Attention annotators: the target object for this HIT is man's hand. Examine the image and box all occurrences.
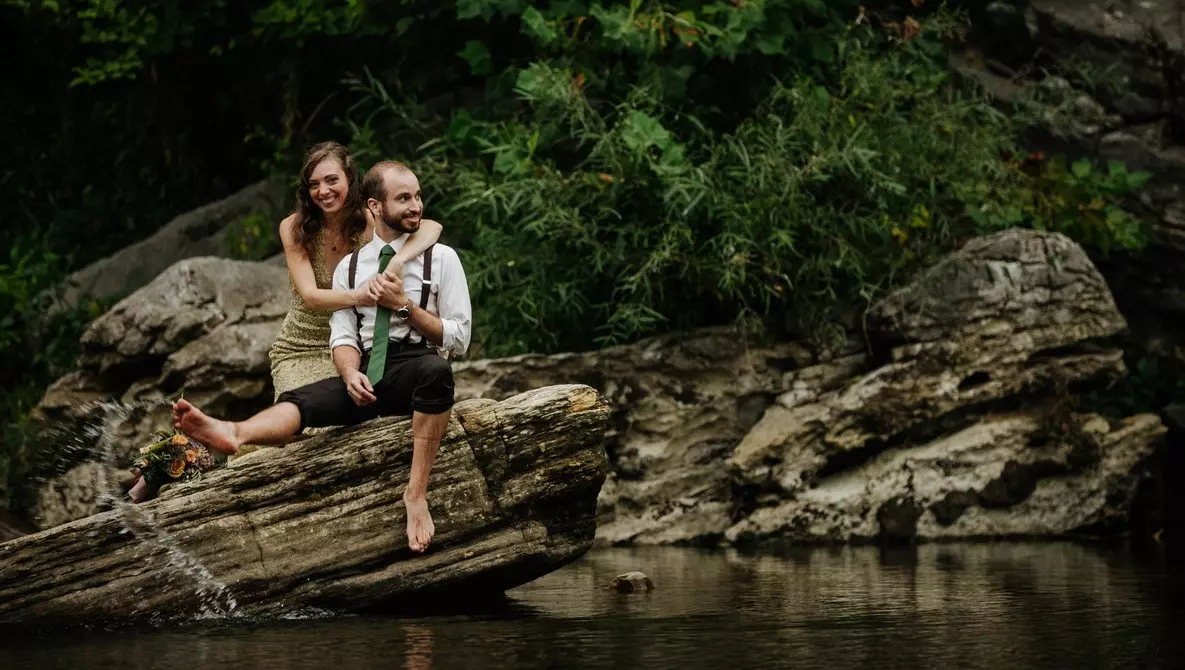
[343,369,376,406]
[368,273,410,311]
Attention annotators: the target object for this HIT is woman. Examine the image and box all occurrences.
[267,141,442,398]
[128,142,441,501]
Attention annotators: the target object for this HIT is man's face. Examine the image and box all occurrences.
[374,170,423,234]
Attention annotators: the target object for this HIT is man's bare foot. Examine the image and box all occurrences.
[128,476,150,503]
[172,399,241,455]
[404,495,435,553]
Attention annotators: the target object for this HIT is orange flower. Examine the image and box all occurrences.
[171,434,189,447]
[169,458,186,478]
[184,449,199,463]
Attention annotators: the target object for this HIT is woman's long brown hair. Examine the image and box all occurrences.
[291,141,366,253]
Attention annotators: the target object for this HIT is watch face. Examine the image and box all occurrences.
[395,307,411,319]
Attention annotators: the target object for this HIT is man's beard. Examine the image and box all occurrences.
[382,208,421,234]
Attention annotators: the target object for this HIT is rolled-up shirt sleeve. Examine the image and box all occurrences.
[437,246,472,358]
[329,256,361,353]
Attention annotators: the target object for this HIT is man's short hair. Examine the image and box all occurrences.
[361,160,413,201]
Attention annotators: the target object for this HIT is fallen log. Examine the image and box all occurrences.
[0,384,610,623]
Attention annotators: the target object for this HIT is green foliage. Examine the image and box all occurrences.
[223,211,282,261]
[344,8,1147,356]
[1023,157,1150,254]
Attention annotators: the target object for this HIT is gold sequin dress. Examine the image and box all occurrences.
[267,229,352,398]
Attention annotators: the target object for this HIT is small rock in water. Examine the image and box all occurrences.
[608,571,654,593]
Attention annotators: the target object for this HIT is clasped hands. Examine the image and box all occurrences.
[352,266,411,310]
[368,269,411,312]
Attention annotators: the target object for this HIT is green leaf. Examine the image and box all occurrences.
[521,6,557,44]
[808,35,834,63]
[447,110,476,143]
[1127,171,1152,189]
[456,0,487,20]
[811,85,830,112]
[1071,158,1093,178]
[457,40,492,75]
[550,0,587,17]
[621,111,672,153]
[755,34,784,55]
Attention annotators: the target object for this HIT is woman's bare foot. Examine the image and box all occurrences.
[128,476,150,503]
[172,399,241,455]
[404,495,435,553]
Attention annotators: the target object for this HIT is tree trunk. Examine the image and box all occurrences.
[0,384,610,623]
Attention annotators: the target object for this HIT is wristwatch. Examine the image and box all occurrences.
[394,298,411,321]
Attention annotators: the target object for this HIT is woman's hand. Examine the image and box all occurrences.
[352,284,378,307]
[368,273,407,309]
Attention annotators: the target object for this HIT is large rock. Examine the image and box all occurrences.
[52,180,285,311]
[32,257,290,528]
[961,0,1185,369]
[457,230,1164,545]
[454,327,831,545]
[0,384,609,622]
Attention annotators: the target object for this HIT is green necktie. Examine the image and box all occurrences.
[366,244,396,385]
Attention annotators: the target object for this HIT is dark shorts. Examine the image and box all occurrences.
[276,343,455,431]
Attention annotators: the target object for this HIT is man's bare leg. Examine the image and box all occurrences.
[405,409,449,552]
[173,399,302,455]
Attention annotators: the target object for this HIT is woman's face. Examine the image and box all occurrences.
[308,158,349,216]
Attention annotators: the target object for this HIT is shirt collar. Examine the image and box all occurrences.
[368,229,410,255]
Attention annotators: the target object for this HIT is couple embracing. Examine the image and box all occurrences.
[134,142,472,555]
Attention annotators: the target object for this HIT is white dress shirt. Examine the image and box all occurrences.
[329,232,472,359]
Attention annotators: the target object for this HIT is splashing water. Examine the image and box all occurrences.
[40,397,240,620]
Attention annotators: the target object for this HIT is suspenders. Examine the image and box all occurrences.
[348,243,436,352]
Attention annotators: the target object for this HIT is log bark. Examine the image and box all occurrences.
[0,384,610,623]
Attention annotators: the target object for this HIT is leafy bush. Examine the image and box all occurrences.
[344,7,1148,356]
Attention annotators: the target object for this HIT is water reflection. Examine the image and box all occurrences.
[0,544,1179,669]
[404,624,433,670]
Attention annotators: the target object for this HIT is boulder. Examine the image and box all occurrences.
[32,257,290,528]
[0,384,610,623]
[51,180,285,311]
[958,0,1185,370]
[452,328,834,546]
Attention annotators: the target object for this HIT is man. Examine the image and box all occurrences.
[172,161,472,554]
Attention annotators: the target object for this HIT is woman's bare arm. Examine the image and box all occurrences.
[384,219,444,278]
[279,215,373,311]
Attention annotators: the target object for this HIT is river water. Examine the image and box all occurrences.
[1,543,1180,668]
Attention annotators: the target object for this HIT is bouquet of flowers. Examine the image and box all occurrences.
[133,431,216,488]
